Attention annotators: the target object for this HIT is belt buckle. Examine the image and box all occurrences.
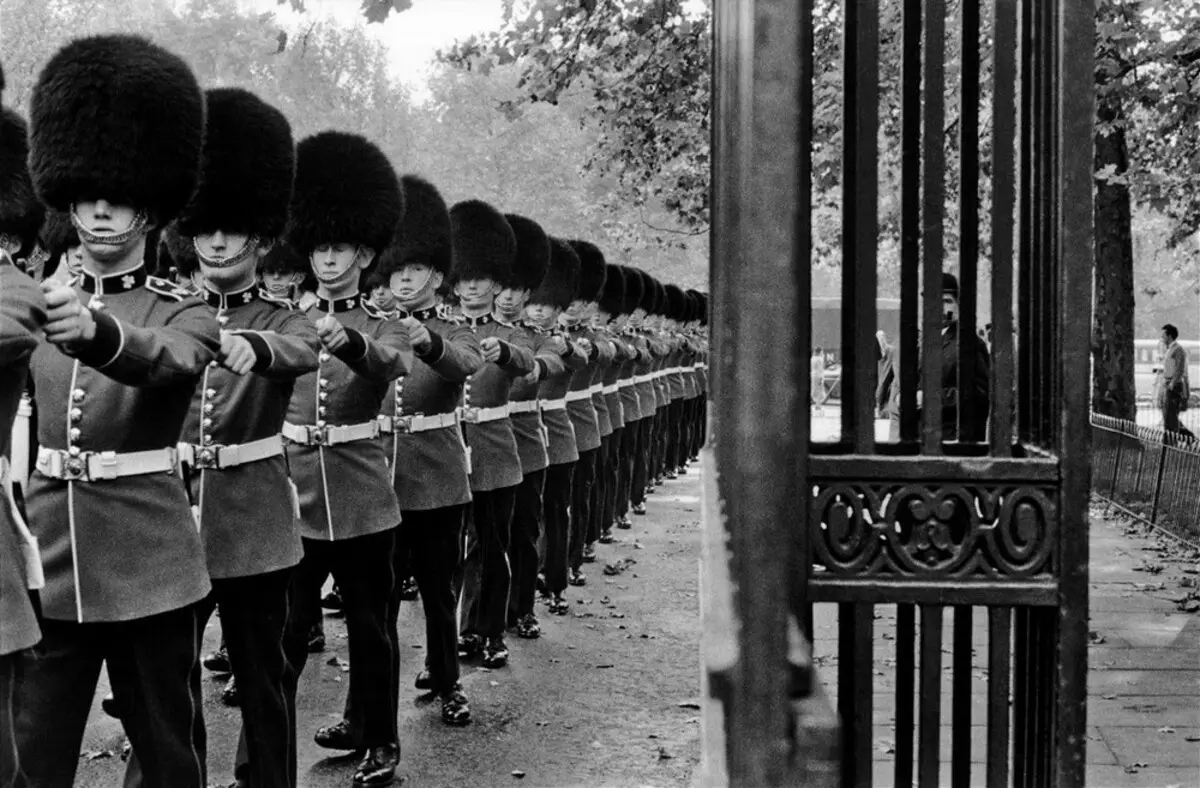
[461,406,480,424]
[394,416,413,434]
[194,446,221,470]
[308,425,328,446]
[62,453,88,481]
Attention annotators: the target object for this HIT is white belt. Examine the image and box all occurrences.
[509,400,541,415]
[177,435,283,470]
[394,412,461,433]
[589,383,604,395]
[377,415,395,434]
[282,421,380,446]
[540,398,567,412]
[694,363,707,370]
[36,446,180,482]
[565,390,593,403]
[459,405,510,424]
[1,457,43,591]
[634,374,654,384]
[602,384,620,395]
[618,380,635,389]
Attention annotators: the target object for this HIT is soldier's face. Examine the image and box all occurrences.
[455,277,498,310]
[524,302,559,328]
[390,264,443,308]
[311,243,370,290]
[627,308,646,328]
[195,230,258,288]
[595,309,612,327]
[73,199,145,263]
[495,287,529,319]
[261,270,303,295]
[371,286,395,308]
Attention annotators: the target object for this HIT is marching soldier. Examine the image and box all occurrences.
[629,272,665,516]
[0,96,45,279]
[14,35,219,787]
[449,200,536,670]
[613,266,646,531]
[662,285,689,480]
[258,243,309,308]
[283,130,411,786]
[175,87,318,788]
[594,265,637,545]
[562,241,614,585]
[365,269,400,319]
[496,214,576,640]
[529,239,585,615]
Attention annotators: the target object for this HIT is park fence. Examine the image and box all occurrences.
[1091,413,1200,547]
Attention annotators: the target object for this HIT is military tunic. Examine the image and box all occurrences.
[1,255,45,655]
[286,294,412,540]
[386,305,482,511]
[26,266,220,623]
[180,285,319,578]
[617,337,643,424]
[537,328,585,466]
[509,326,570,476]
[564,324,609,453]
[461,314,535,493]
[590,333,617,439]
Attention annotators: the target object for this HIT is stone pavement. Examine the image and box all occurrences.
[807,495,1200,786]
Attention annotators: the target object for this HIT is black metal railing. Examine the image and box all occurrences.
[1091,413,1200,547]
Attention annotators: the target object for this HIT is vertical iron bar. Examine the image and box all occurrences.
[951,605,974,786]
[1150,443,1168,523]
[899,0,923,444]
[841,0,880,452]
[921,0,947,454]
[986,607,1012,788]
[917,605,943,787]
[838,603,875,787]
[990,0,1018,456]
[1016,0,1034,444]
[1012,608,1030,787]
[957,0,981,444]
[895,603,917,788]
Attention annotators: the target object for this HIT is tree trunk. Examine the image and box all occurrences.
[1092,93,1138,421]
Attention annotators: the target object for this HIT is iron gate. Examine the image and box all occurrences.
[703,0,1096,785]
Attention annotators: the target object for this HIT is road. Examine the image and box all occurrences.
[70,472,703,788]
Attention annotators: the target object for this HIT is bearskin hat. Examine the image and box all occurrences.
[178,88,294,241]
[288,131,402,255]
[448,199,515,284]
[619,266,644,314]
[160,222,199,276]
[0,108,45,256]
[664,283,688,322]
[379,175,452,280]
[259,240,307,276]
[530,237,581,309]
[597,264,625,316]
[640,273,664,315]
[503,213,550,292]
[39,210,78,261]
[688,289,708,325]
[29,35,204,223]
[567,239,607,304]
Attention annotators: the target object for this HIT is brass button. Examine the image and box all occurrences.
[205,388,217,398]
[318,406,327,417]
[202,417,213,429]
[319,392,328,402]
[319,351,331,363]
[203,434,213,445]
[316,420,327,428]
[203,403,214,414]
[72,388,85,402]
[69,428,81,441]
[70,408,82,423]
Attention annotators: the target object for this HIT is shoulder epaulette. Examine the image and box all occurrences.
[145,275,195,301]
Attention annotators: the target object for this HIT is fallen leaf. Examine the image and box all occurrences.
[648,734,659,739]
[511,770,526,779]
[1158,726,1176,733]
[1102,694,1118,700]
[1088,631,1106,645]
[1185,735,1200,742]
[326,655,344,667]
[489,681,500,687]
[657,746,673,760]
[677,700,701,710]
[596,664,615,669]
[82,750,112,761]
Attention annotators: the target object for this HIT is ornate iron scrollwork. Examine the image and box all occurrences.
[811,481,1056,578]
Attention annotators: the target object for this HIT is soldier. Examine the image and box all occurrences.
[529,239,585,614]
[450,200,536,670]
[283,130,411,786]
[661,285,689,480]
[160,223,205,297]
[676,291,702,472]
[0,60,48,788]
[14,35,218,786]
[258,242,309,308]
[365,269,399,319]
[174,87,318,788]
[497,214,576,640]
[613,266,646,531]
[629,272,665,516]
[593,265,638,545]
[34,210,81,286]
[0,99,45,281]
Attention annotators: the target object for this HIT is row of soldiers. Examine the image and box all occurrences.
[0,34,707,788]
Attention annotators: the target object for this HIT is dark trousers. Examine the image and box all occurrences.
[588,437,610,544]
[616,422,637,517]
[630,418,650,506]
[670,400,687,469]
[287,531,397,748]
[11,606,206,788]
[569,449,598,571]
[541,462,575,594]
[508,470,546,622]
[601,428,622,532]
[0,654,31,788]
[461,487,517,640]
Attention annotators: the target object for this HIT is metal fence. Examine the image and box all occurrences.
[1091,413,1200,547]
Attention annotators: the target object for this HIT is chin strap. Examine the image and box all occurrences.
[193,235,260,268]
[70,207,149,246]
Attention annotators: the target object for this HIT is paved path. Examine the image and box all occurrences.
[809,504,1199,788]
[72,471,703,788]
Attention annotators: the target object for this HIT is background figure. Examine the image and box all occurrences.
[1158,323,1190,438]
[810,347,826,409]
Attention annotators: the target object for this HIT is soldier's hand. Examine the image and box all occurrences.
[316,315,349,352]
[398,316,432,352]
[219,331,257,375]
[480,336,503,363]
[297,291,320,311]
[623,342,638,360]
[548,334,568,355]
[520,369,540,386]
[41,281,96,346]
[575,337,593,356]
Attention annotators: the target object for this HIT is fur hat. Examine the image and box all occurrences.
[530,237,581,309]
[688,289,708,325]
[0,108,45,255]
[379,175,452,280]
[29,35,204,222]
[597,264,625,316]
[503,213,550,292]
[448,199,515,284]
[288,130,402,255]
[259,240,307,276]
[160,222,199,276]
[942,271,959,298]
[39,209,78,260]
[620,266,644,314]
[641,274,665,315]
[568,239,607,303]
[178,88,294,241]
[663,284,688,322]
